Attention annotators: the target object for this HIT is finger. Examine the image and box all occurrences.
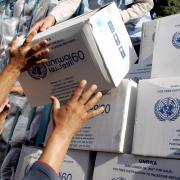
[79,84,97,105]
[0,104,10,135]
[40,20,53,32]
[0,97,9,113]
[0,105,10,123]
[36,59,48,64]
[86,107,104,120]
[40,22,50,32]
[85,92,102,111]
[70,80,87,101]
[26,40,48,58]
[11,36,19,50]
[30,22,41,33]
[23,30,37,47]
[50,96,60,111]
[29,48,49,62]
[34,40,48,51]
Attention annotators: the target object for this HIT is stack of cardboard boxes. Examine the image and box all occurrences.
[93,13,180,180]
[14,3,180,180]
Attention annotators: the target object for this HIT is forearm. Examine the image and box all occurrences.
[0,63,20,105]
[39,128,73,174]
[49,0,81,23]
[120,0,154,23]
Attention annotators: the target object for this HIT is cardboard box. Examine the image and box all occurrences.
[138,20,157,64]
[125,61,151,83]
[132,77,180,158]
[45,79,137,153]
[93,153,180,180]
[125,20,156,83]
[151,14,180,78]
[14,145,94,180]
[19,3,137,106]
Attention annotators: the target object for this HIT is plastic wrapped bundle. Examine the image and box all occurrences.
[0,1,18,72]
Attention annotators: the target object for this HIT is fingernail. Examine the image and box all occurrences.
[45,48,50,52]
[91,84,97,90]
[81,80,87,86]
[100,107,104,112]
[97,92,102,97]
[43,40,48,44]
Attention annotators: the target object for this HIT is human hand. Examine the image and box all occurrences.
[0,102,10,135]
[30,15,56,33]
[50,80,104,138]
[9,31,49,73]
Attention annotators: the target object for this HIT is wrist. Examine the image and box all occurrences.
[6,63,21,76]
[52,127,73,142]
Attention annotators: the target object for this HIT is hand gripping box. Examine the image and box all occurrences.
[14,145,95,180]
[19,3,137,106]
[92,153,180,180]
[45,79,137,153]
[151,13,180,78]
[132,77,180,159]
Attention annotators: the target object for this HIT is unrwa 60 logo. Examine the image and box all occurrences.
[154,97,180,121]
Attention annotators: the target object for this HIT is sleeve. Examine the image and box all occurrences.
[49,0,81,23]
[120,0,154,23]
[23,161,60,180]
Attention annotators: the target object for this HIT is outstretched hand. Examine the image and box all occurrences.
[39,80,104,174]
[9,31,49,72]
[51,80,104,138]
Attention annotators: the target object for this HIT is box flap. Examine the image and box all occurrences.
[89,3,137,87]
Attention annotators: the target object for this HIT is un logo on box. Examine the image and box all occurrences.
[154,97,180,121]
[28,64,47,80]
[172,32,180,49]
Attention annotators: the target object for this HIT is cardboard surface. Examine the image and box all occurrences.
[151,14,180,78]
[138,20,157,64]
[93,153,180,180]
[132,77,180,158]
[126,61,151,83]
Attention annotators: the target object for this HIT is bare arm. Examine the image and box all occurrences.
[39,80,104,174]
[0,31,49,106]
[120,0,154,23]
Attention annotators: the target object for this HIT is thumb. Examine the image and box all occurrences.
[50,96,60,111]
[40,21,51,32]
